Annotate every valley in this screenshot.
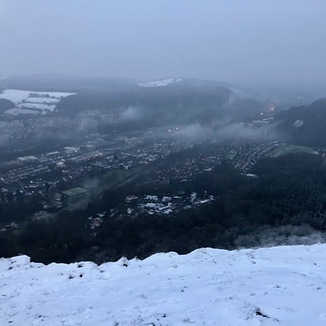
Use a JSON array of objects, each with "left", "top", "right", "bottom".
[{"left": 1, "top": 77, "right": 326, "bottom": 263}]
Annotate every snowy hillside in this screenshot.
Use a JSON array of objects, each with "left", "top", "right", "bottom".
[
  {"left": 0, "top": 89, "right": 75, "bottom": 115},
  {"left": 1, "top": 244, "right": 326, "bottom": 325},
  {"left": 138, "top": 78, "right": 183, "bottom": 87}
]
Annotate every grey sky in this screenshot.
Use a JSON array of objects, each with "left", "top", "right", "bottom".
[{"left": 0, "top": 0, "right": 326, "bottom": 85}]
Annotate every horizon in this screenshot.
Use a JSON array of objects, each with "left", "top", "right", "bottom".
[
  {"left": 2, "top": 73, "right": 326, "bottom": 91},
  {"left": 1, "top": 1, "right": 326, "bottom": 86}
]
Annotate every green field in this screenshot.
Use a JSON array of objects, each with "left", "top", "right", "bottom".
[{"left": 268, "top": 144, "right": 318, "bottom": 158}]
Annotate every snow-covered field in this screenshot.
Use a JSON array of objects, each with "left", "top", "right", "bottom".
[
  {"left": 1, "top": 244, "right": 326, "bottom": 325},
  {"left": 4, "top": 108, "right": 40, "bottom": 115},
  {"left": 138, "top": 78, "right": 183, "bottom": 87},
  {"left": 0, "top": 89, "right": 75, "bottom": 115}
]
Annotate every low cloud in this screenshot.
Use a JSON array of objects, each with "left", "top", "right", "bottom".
[
  {"left": 174, "top": 124, "right": 213, "bottom": 140},
  {"left": 217, "top": 122, "right": 278, "bottom": 142},
  {"left": 165, "top": 121, "right": 279, "bottom": 144},
  {"left": 119, "top": 107, "right": 144, "bottom": 122}
]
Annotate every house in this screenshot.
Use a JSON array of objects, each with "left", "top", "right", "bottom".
[{"left": 60, "top": 187, "right": 88, "bottom": 203}]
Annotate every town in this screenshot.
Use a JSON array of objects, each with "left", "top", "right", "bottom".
[{"left": 0, "top": 116, "right": 287, "bottom": 232}]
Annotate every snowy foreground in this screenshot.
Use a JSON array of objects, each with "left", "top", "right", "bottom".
[{"left": 1, "top": 245, "right": 326, "bottom": 326}]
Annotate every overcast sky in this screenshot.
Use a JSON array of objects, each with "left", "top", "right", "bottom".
[{"left": 0, "top": 0, "right": 325, "bottom": 85}]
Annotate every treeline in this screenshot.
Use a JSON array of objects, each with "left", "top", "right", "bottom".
[
  {"left": 0, "top": 98, "right": 15, "bottom": 114},
  {"left": 55, "top": 86, "right": 265, "bottom": 130},
  {"left": 275, "top": 98, "right": 326, "bottom": 147},
  {"left": 56, "top": 86, "right": 232, "bottom": 123}
]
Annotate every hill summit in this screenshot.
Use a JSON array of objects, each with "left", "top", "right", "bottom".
[{"left": 1, "top": 244, "right": 326, "bottom": 325}]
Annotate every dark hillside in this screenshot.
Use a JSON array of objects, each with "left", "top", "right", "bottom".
[
  {"left": 275, "top": 99, "right": 326, "bottom": 147},
  {"left": 0, "top": 98, "right": 15, "bottom": 114}
]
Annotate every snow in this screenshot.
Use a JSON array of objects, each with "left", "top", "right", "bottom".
[
  {"left": 294, "top": 120, "right": 304, "bottom": 128},
  {"left": 19, "top": 103, "right": 56, "bottom": 111},
  {"left": 64, "top": 146, "right": 79, "bottom": 154},
  {"left": 25, "top": 97, "right": 61, "bottom": 104},
  {"left": 0, "top": 89, "right": 75, "bottom": 115},
  {"left": 162, "top": 196, "right": 172, "bottom": 202},
  {"left": 0, "top": 89, "right": 75, "bottom": 104},
  {"left": 145, "top": 202, "right": 160, "bottom": 208},
  {"left": 17, "top": 156, "right": 38, "bottom": 162},
  {"left": 1, "top": 244, "right": 326, "bottom": 325},
  {"left": 245, "top": 173, "right": 259, "bottom": 178},
  {"left": 5, "top": 108, "right": 40, "bottom": 115},
  {"left": 138, "top": 78, "right": 183, "bottom": 87},
  {"left": 144, "top": 195, "right": 158, "bottom": 201}
]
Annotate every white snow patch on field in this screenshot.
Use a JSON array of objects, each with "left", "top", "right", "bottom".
[
  {"left": 0, "top": 89, "right": 75, "bottom": 104},
  {"left": 1, "top": 244, "right": 326, "bottom": 325},
  {"left": 25, "top": 97, "right": 61, "bottom": 104},
  {"left": 294, "top": 120, "right": 304, "bottom": 128},
  {"left": 19, "top": 103, "right": 56, "bottom": 111},
  {"left": 138, "top": 78, "right": 183, "bottom": 87},
  {"left": 0, "top": 89, "right": 75, "bottom": 115},
  {"left": 5, "top": 108, "right": 40, "bottom": 115}
]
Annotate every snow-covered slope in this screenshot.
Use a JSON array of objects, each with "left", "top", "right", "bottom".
[
  {"left": 1, "top": 244, "right": 326, "bottom": 325},
  {"left": 0, "top": 89, "right": 75, "bottom": 115},
  {"left": 138, "top": 78, "right": 183, "bottom": 87}
]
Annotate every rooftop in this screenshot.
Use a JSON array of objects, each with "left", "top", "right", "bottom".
[{"left": 60, "top": 187, "right": 87, "bottom": 197}]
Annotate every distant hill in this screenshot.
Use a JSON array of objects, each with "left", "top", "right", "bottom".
[
  {"left": 275, "top": 99, "right": 326, "bottom": 147},
  {"left": 0, "top": 75, "right": 267, "bottom": 128},
  {"left": 0, "top": 74, "right": 136, "bottom": 92},
  {"left": 56, "top": 84, "right": 233, "bottom": 127},
  {"left": 54, "top": 78, "right": 266, "bottom": 128}
]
